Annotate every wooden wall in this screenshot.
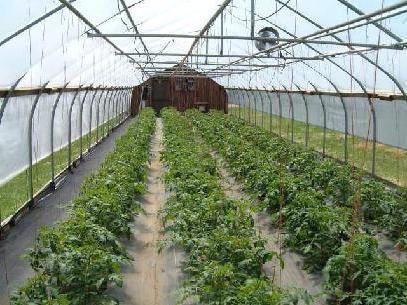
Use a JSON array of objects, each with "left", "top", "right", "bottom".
[{"left": 131, "top": 75, "right": 228, "bottom": 115}]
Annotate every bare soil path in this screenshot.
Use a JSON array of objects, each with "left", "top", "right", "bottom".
[
  {"left": 110, "top": 118, "right": 183, "bottom": 305},
  {"left": 210, "top": 151, "right": 326, "bottom": 304}
]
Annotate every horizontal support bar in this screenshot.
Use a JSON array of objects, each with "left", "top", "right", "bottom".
[
  {"left": 118, "top": 52, "right": 323, "bottom": 60},
  {"left": 90, "top": 33, "right": 406, "bottom": 50},
  {"left": 0, "top": 85, "right": 132, "bottom": 98},
  {"left": 141, "top": 68, "right": 261, "bottom": 72},
  {"left": 226, "top": 87, "right": 405, "bottom": 101},
  {"left": 129, "top": 60, "right": 290, "bottom": 67}
]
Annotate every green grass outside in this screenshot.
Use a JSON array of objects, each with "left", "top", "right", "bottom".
[
  {"left": 0, "top": 117, "right": 125, "bottom": 222},
  {"left": 229, "top": 107, "right": 407, "bottom": 187}
]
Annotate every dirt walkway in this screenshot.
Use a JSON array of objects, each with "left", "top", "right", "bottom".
[
  {"left": 210, "top": 152, "right": 326, "bottom": 304},
  {"left": 110, "top": 118, "right": 183, "bottom": 305}
]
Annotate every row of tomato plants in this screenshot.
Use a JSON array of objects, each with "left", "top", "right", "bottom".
[
  {"left": 186, "top": 110, "right": 407, "bottom": 305},
  {"left": 160, "top": 108, "right": 311, "bottom": 304},
  {"left": 11, "top": 108, "right": 156, "bottom": 305}
]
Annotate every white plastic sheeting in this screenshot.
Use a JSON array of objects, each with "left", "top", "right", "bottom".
[
  {"left": 227, "top": 89, "right": 406, "bottom": 149},
  {"left": 0, "top": 0, "right": 406, "bottom": 91},
  {"left": 0, "top": 89, "right": 130, "bottom": 186}
]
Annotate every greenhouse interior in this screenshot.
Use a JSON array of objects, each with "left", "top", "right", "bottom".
[{"left": 0, "top": 0, "right": 407, "bottom": 304}]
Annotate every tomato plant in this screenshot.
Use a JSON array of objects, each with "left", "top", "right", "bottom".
[{"left": 12, "top": 108, "right": 156, "bottom": 304}]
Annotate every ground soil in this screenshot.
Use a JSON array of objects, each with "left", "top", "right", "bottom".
[
  {"left": 110, "top": 118, "right": 184, "bottom": 305},
  {"left": 210, "top": 151, "right": 327, "bottom": 305}
]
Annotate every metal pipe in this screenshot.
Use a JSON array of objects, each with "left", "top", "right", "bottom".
[
  {"left": 101, "top": 90, "right": 113, "bottom": 138},
  {"left": 244, "top": 89, "right": 252, "bottom": 124},
  {"left": 258, "top": 87, "right": 265, "bottom": 129},
  {"left": 262, "top": 3, "right": 407, "bottom": 104},
  {"left": 335, "top": 0, "right": 403, "bottom": 42},
  {"left": 57, "top": 0, "right": 149, "bottom": 77},
  {"left": 89, "top": 33, "right": 406, "bottom": 50},
  {"left": 96, "top": 89, "right": 107, "bottom": 142},
  {"left": 264, "top": 23, "right": 380, "bottom": 170},
  {"left": 118, "top": 0, "right": 152, "bottom": 59},
  {"left": 211, "top": 1, "right": 407, "bottom": 70},
  {"left": 309, "top": 82, "right": 327, "bottom": 156},
  {"left": 272, "top": 86, "right": 283, "bottom": 136},
  {"left": 294, "top": 84, "right": 310, "bottom": 147},
  {"left": 264, "top": 87, "right": 273, "bottom": 133},
  {"left": 251, "top": 0, "right": 255, "bottom": 38},
  {"left": 176, "top": 0, "right": 232, "bottom": 73},
  {"left": 79, "top": 85, "right": 93, "bottom": 159},
  {"left": 50, "top": 82, "right": 70, "bottom": 186},
  {"left": 115, "top": 90, "right": 124, "bottom": 124},
  {"left": 141, "top": 67, "right": 258, "bottom": 72},
  {"left": 68, "top": 88, "right": 89, "bottom": 169},
  {"left": 80, "top": 88, "right": 98, "bottom": 154},
  {"left": 281, "top": 85, "right": 295, "bottom": 143},
  {"left": 249, "top": 89, "right": 257, "bottom": 126},
  {"left": 88, "top": 88, "right": 102, "bottom": 149},
  {"left": 328, "top": 81, "right": 349, "bottom": 162},
  {"left": 0, "top": 74, "right": 26, "bottom": 125},
  {"left": 127, "top": 60, "right": 292, "bottom": 67},
  {"left": 0, "top": 1, "right": 76, "bottom": 48},
  {"left": 106, "top": 90, "right": 116, "bottom": 135},
  {"left": 28, "top": 82, "right": 50, "bottom": 202},
  {"left": 220, "top": 11, "right": 224, "bottom": 55},
  {"left": 119, "top": 52, "right": 323, "bottom": 60}
]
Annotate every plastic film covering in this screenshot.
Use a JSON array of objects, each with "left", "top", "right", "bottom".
[
  {"left": 0, "top": 89, "right": 130, "bottom": 222},
  {"left": 227, "top": 88, "right": 407, "bottom": 186},
  {"left": 0, "top": 96, "right": 34, "bottom": 185}
]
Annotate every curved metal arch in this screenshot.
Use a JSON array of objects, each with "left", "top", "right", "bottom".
[
  {"left": 269, "top": 2, "right": 407, "bottom": 101},
  {"left": 309, "top": 82, "right": 327, "bottom": 156},
  {"left": 329, "top": 1, "right": 406, "bottom": 101},
  {"left": 88, "top": 87, "right": 103, "bottom": 149},
  {"left": 116, "top": 89, "right": 125, "bottom": 124},
  {"left": 107, "top": 89, "right": 120, "bottom": 133},
  {"left": 293, "top": 83, "right": 310, "bottom": 147},
  {"left": 123, "top": 89, "right": 130, "bottom": 117},
  {"left": 101, "top": 89, "right": 114, "bottom": 138},
  {"left": 243, "top": 88, "right": 252, "bottom": 124},
  {"left": 0, "top": 74, "right": 26, "bottom": 125},
  {"left": 96, "top": 89, "right": 108, "bottom": 142},
  {"left": 291, "top": 66, "right": 350, "bottom": 161},
  {"left": 110, "top": 88, "right": 119, "bottom": 129},
  {"left": 271, "top": 85, "right": 283, "bottom": 136},
  {"left": 280, "top": 84, "right": 295, "bottom": 143},
  {"left": 334, "top": 0, "right": 403, "bottom": 42},
  {"left": 28, "top": 81, "right": 50, "bottom": 202},
  {"left": 117, "top": 89, "right": 126, "bottom": 125},
  {"left": 237, "top": 87, "right": 244, "bottom": 119},
  {"left": 270, "top": 23, "right": 377, "bottom": 171},
  {"left": 251, "top": 88, "right": 258, "bottom": 126},
  {"left": 256, "top": 87, "right": 265, "bottom": 129},
  {"left": 79, "top": 84, "right": 94, "bottom": 159},
  {"left": 125, "top": 89, "right": 131, "bottom": 117},
  {"left": 68, "top": 87, "right": 90, "bottom": 169},
  {"left": 263, "top": 86, "right": 273, "bottom": 133},
  {"left": 123, "top": 89, "right": 131, "bottom": 119},
  {"left": 119, "top": 88, "right": 128, "bottom": 124},
  {"left": 50, "top": 81, "right": 70, "bottom": 185}
]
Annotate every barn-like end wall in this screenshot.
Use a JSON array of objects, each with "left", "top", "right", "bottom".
[{"left": 131, "top": 75, "right": 228, "bottom": 115}]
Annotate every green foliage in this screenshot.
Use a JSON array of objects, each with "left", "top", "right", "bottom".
[
  {"left": 185, "top": 110, "right": 407, "bottom": 303},
  {"left": 283, "top": 191, "right": 351, "bottom": 271},
  {"left": 161, "top": 108, "right": 311, "bottom": 305},
  {"left": 324, "top": 233, "right": 407, "bottom": 305},
  {"left": 12, "top": 108, "right": 156, "bottom": 305}
]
